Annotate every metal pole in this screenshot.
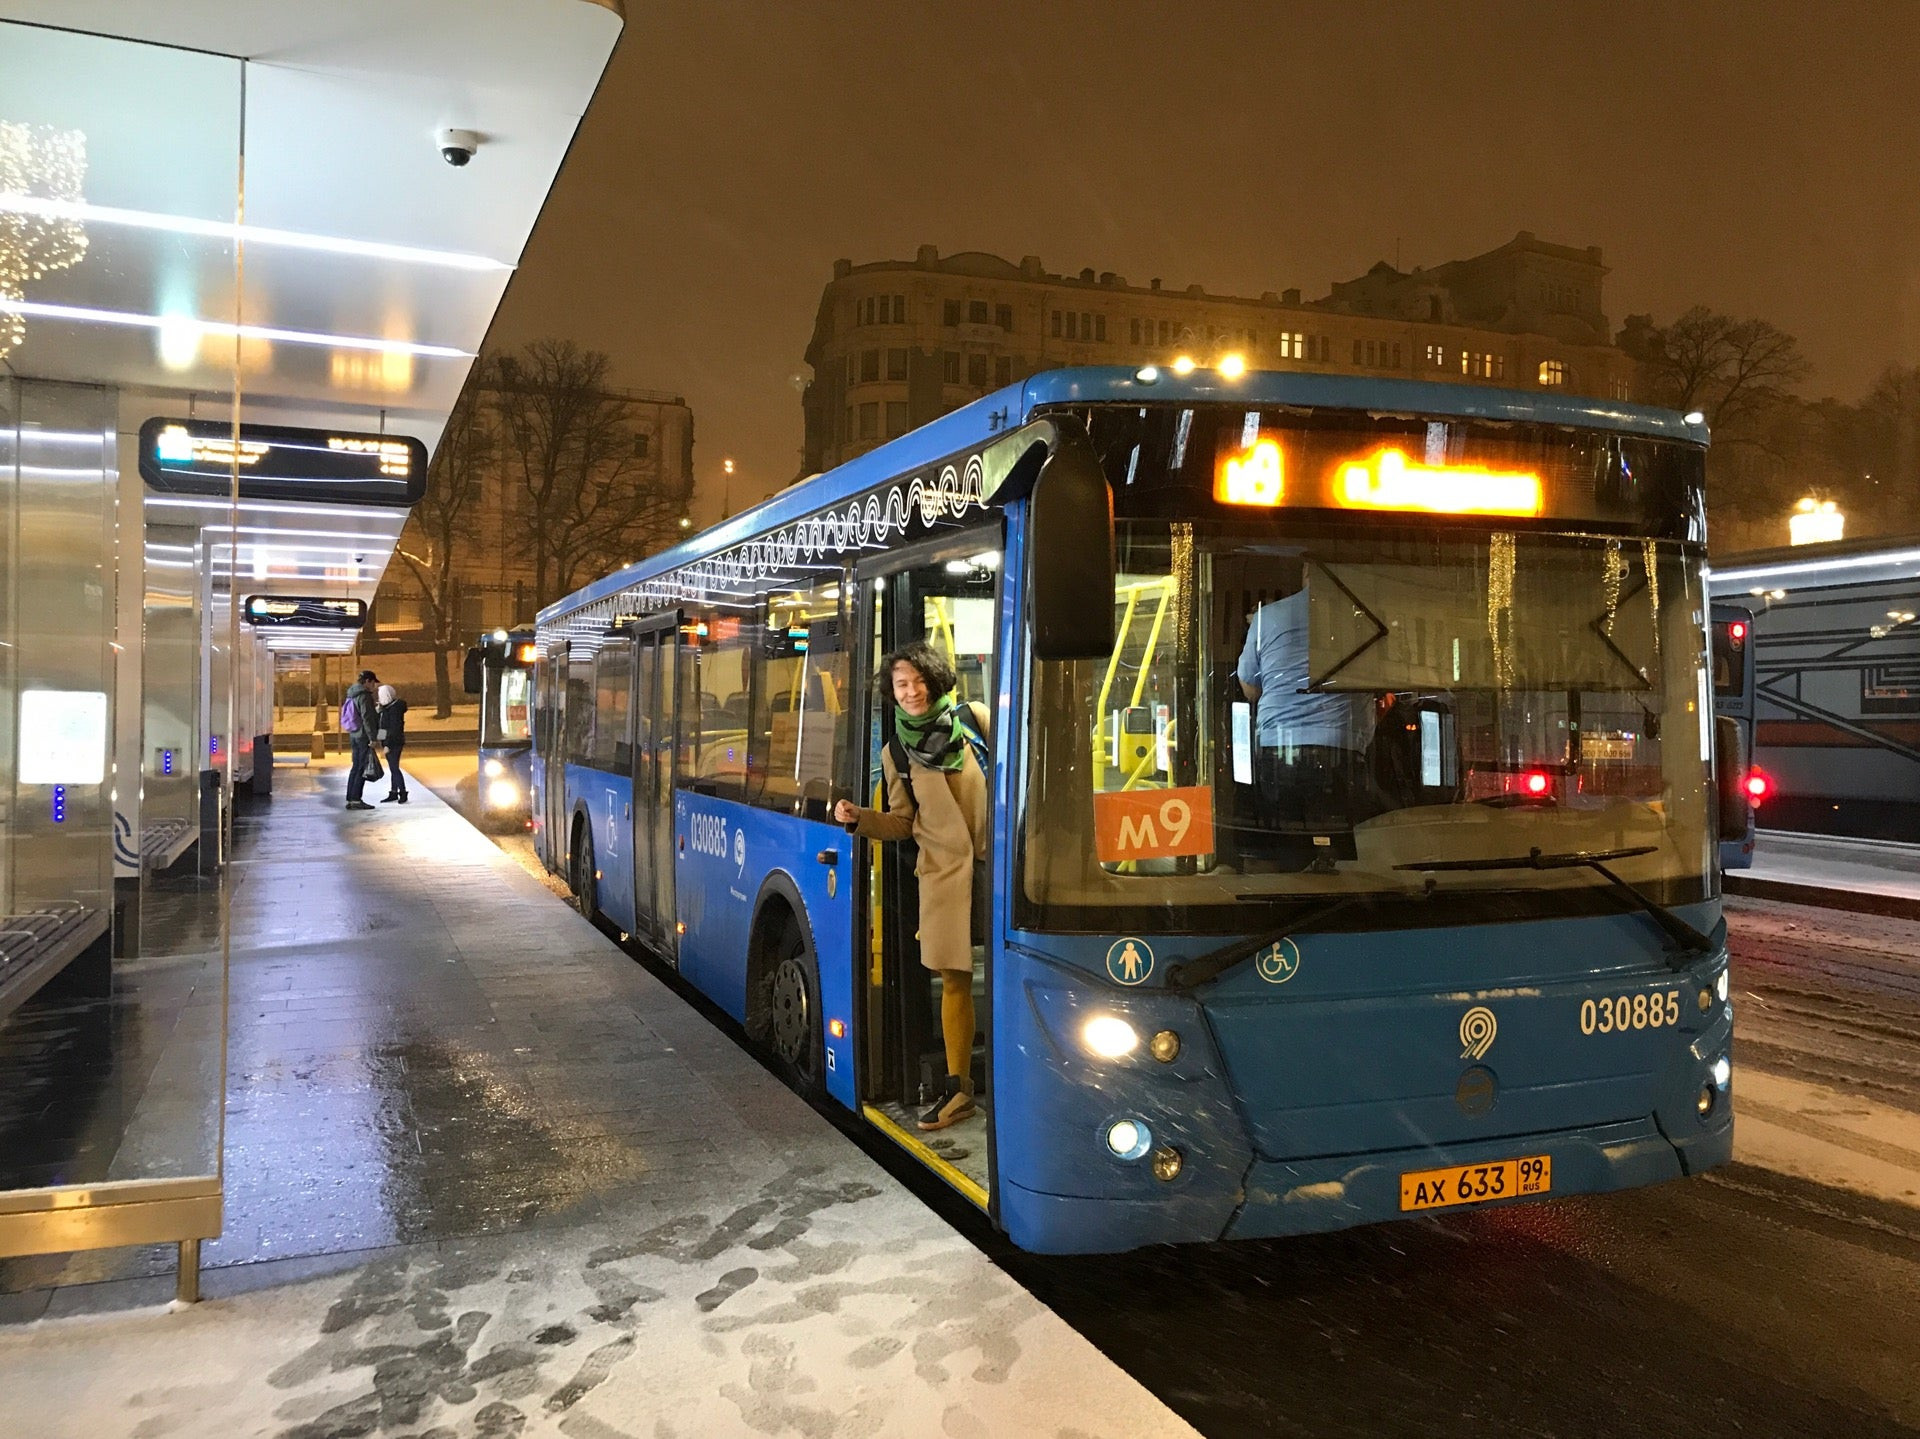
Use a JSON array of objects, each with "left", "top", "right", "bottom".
[{"left": 176, "top": 1238, "right": 200, "bottom": 1304}]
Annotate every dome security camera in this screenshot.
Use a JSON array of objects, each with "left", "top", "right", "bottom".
[{"left": 437, "top": 127, "right": 481, "bottom": 167}]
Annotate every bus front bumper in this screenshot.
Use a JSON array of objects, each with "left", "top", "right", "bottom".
[{"left": 1227, "top": 1112, "right": 1731, "bottom": 1242}]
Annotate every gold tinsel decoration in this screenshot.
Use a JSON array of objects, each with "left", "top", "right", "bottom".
[
  {"left": 0, "top": 122, "right": 90, "bottom": 361},
  {"left": 1641, "top": 536, "right": 1661, "bottom": 657},
  {"left": 1487, "top": 532, "right": 1515, "bottom": 690},
  {"left": 1601, "top": 538, "right": 1626, "bottom": 636}
]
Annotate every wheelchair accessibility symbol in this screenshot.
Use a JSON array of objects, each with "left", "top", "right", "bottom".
[
  {"left": 1106, "top": 937, "right": 1154, "bottom": 986},
  {"left": 1255, "top": 938, "right": 1301, "bottom": 984}
]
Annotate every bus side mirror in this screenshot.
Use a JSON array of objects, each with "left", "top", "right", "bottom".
[
  {"left": 462, "top": 647, "right": 484, "bottom": 695},
  {"left": 1714, "top": 714, "right": 1748, "bottom": 837},
  {"left": 983, "top": 417, "right": 1115, "bottom": 661}
]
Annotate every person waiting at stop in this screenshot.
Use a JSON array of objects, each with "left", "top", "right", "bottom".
[{"left": 834, "top": 641, "right": 988, "bottom": 1132}]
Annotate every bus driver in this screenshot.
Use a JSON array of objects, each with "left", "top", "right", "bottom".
[{"left": 1237, "top": 581, "right": 1376, "bottom": 870}]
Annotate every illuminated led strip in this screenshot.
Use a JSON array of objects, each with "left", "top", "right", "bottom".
[
  {"left": 0, "top": 299, "right": 471, "bottom": 358},
  {"left": 0, "top": 192, "right": 510, "bottom": 272},
  {"left": 1709, "top": 549, "right": 1920, "bottom": 585},
  {"left": 145, "top": 495, "right": 414, "bottom": 522}
]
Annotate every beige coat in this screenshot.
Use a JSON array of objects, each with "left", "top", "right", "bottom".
[{"left": 850, "top": 716, "right": 988, "bottom": 974}]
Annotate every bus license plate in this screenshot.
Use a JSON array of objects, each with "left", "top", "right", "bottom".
[{"left": 1400, "top": 1155, "right": 1551, "bottom": 1212}]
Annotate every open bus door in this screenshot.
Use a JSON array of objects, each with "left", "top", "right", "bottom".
[{"left": 851, "top": 528, "right": 1002, "bottom": 1211}]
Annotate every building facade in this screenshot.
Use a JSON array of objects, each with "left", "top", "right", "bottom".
[{"left": 801, "top": 233, "right": 1637, "bottom": 475}]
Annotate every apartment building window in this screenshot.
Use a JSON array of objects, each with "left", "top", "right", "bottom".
[
  {"left": 943, "top": 299, "right": 961, "bottom": 327},
  {"left": 1278, "top": 331, "right": 1305, "bottom": 360},
  {"left": 1157, "top": 320, "right": 1171, "bottom": 345},
  {"left": 1352, "top": 339, "right": 1365, "bottom": 365},
  {"left": 885, "top": 401, "right": 908, "bottom": 436},
  {"left": 892, "top": 295, "right": 906, "bottom": 324},
  {"left": 859, "top": 402, "right": 879, "bottom": 438},
  {"left": 1610, "top": 376, "right": 1631, "bottom": 400},
  {"left": 967, "top": 353, "right": 988, "bottom": 387},
  {"left": 846, "top": 354, "right": 856, "bottom": 387},
  {"left": 632, "top": 432, "right": 651, "bottom": 459},
  {"left": 1130, "top": 318, "right": 1142, "bottom": 345},
  {"left": 1093, "top": 314, "right": 1107, "bottom": 342},
  {"left": 1426, "top": 343, "right": 1448, "bottom": 369},
  {"left": 943, "top": 350, "right": 960, "bottom": 384},
  {"left": 996, "top": 304, "right": 1013, "bottom": 332},
  {"left": 857, "top": 295, "right": 904, "bottom": 326},
  {"left": 968, "top": 300, "right": 989, "bottom": 325},
  {"left": 1051, "top": 310, "right": 1063, "bottom": 338},
  {"left": 995, "top": 355, "right": 1012, "bottom": 386},
  {"left": 1538, "top": 360, "right": 1568, "bottom": 387},
  {"left": 1392, "top": 343, "right": 1402, "bottom": 367},
  {"left": 1315, "top": 336, "right": 1330, "bottom": 362},
  {"left": 844, "top": 407, "right": 854, "bottom": 441},
  {"left": 886, "top": 347, "right": 908, "bottom": 381},
  {"left": 860, "top": 349, "right": 880, "bottom": 383}
]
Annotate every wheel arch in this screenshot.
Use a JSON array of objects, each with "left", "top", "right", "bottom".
[{"left": 745, "top": 868, "right": 813, "bottom": 1039}]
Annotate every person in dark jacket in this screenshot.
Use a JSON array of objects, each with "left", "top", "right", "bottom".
[
  {"left": 376, "top": 683, "right": 409, "bottom": 803},
  {"left": 343, "top": 669, "right": 381, "bottom": 810}
]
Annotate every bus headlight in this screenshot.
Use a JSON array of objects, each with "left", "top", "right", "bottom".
[
  {"left": 1716, "top": 969, "right": 1730, "bottom": 1003},
  {"left": 484, "top": 757, "right": 506, "bottom": 778},
  {"left": 487, "top": 779, "right": 521, "bottom": 809},
  {"left": 1105, "top": 1119, "right": 1152, "bottom": 1160},
  {"left": 1148, "top": 1030, "right": 1181, "bottom": 1063},
  {"left": 1081, "top": 1016, "right": 1139, "bottom": 1059},
  {"left": 1710, "top": 1055, "right": 1731, "bottom": 1088}
]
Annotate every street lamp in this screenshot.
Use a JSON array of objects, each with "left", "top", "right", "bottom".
[{"left": 1788, "top": 496, "right": 1843, "bottom": 546}]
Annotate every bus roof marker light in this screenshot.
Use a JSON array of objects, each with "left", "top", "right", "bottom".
[
  {"left": 1216, "top": 438, "right": 1284, "bottom": 507},
  {"left": 1335, "top": 447, "right": 1543, "bottom": 518},
  {"left": 1217, "top": 352, "right": 1247, "bottom": 379},
  {"left": 1134, "top": 365, "right": 1160, "bottom": 385},
  {"left": 1171, "top": 355, "right": 1196, "bottom": 375},
  {"left": 1684, "top": 411, "right": 1706, "bottom": 426}
]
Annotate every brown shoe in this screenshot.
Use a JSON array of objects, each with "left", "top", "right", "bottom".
[{"left": 918, "top": 1076, "right": 976, "bottom": 1131}]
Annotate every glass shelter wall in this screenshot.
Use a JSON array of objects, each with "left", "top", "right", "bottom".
[{"left": 0, "top": 20, "right": 243, "bottom": 1270}]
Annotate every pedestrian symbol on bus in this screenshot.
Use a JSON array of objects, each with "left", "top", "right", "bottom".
[
  {"left": 1255, "top": 938, "right": 1301, "bottom": 984},
  {"left": 1106, "top": 937, "right": 1154, "bottom": 986}
]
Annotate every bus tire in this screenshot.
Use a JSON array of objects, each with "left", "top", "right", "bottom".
[
  {"left": 572, "top": 819, "right": 599, "bottom": 926},
  {"left": 756, "top": 903, "right": 824, "bottom": 1099}
]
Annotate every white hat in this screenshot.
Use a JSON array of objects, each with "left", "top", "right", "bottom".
[{"left": 376, "top": 683, "right": 396, "bottom": 706}]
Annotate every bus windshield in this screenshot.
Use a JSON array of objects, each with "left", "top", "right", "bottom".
[
  {"left": 1020, "top": 520, "right": 1714, "bottom": 930},
  {"left": 486, "top": 666, "right": 532, "bottom": 747}
]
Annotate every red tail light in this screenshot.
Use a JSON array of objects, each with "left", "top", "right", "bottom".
[
  {"left": 1728, "top": 620, "right": 1747, "bottom": 644},
  {"left": 1522, "top": 770, "right": 1552, "bottom": 796},
  {"left": 1744, "top": 768, "right": 1772, "bottom": 804}
]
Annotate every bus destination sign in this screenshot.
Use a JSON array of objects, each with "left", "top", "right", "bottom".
[
  {"left": 241, "top": 596, "right": 368, "bottom": 630},
  {"left": 139, "top": 418, "right": 426, "bottom": 507}
]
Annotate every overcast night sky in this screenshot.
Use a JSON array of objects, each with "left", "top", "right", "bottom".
[{"left": 489, "top": 0, "right": 1920, "bottom": 525}]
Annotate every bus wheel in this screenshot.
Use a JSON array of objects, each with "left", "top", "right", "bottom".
[
  {"left": 764, "top": 910, "right": 823, "bottom": 1098},
  {"left": 572, "top": 823, "right": 599, "bottom": 925}
]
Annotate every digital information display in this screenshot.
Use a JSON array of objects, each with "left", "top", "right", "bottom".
[
  {"left": 242, "top": 595, "right": 369, "bottom": 630},
  {"left": 139, "top": 418, "right": 426, "bottom": 507}
]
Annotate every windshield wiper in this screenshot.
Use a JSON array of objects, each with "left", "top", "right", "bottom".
[
  {"left": 1166, "top": 890, "right": 1411, "bottom": 992},
  {"left": 1393, "top": 845, "right": 1715, "bottom": 964}
]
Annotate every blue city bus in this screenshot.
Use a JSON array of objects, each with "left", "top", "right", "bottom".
[
  {"left": 531, "top": 366, "right": 1738, "bottom": 1254},
  {"left": 463, "top": 628, "right": 536, "bottom": 829},
  {"left": 1710, "top": 604, "right": 1764, "bottom": 869}
]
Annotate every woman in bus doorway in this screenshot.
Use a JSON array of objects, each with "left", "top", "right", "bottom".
[{"left": 834, "top": 642, "right": 989, "bottom": 1132}]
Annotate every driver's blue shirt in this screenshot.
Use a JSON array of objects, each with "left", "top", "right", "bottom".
[{"left": 1236, "top": 590, "right": 1374, "bottom": 751}]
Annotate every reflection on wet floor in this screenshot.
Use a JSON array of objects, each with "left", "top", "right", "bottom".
[
  {"left": 1, "top": 764, "right": 789, "bottom": 1294},
  {"left": 0, "top": 860, "right": 226, "bottom": 1194}
]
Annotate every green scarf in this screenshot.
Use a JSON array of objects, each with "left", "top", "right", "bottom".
[{"left": 895, "top": 693, "right": 967, "bottom": 772}]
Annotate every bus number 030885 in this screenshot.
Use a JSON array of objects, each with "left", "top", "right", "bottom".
[{"left": 1580, "top": 990, "right": 1681, "bottom": 1035}]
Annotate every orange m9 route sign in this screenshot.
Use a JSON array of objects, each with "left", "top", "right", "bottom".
[{"left": 1092, "top": 785, "right": 1215, "bottom": 863}]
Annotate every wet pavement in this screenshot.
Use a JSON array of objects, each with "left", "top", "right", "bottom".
[
  {"left": 0, "top": 762, "right": 1195, "bottom": 1439},
  {"left": 1729, "top": 830, "right": 1920, "bottom": 918}
]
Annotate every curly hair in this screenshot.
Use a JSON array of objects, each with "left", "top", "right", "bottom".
[{"left": 877, "top": 641, "right": 957, "bottom": 700}]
